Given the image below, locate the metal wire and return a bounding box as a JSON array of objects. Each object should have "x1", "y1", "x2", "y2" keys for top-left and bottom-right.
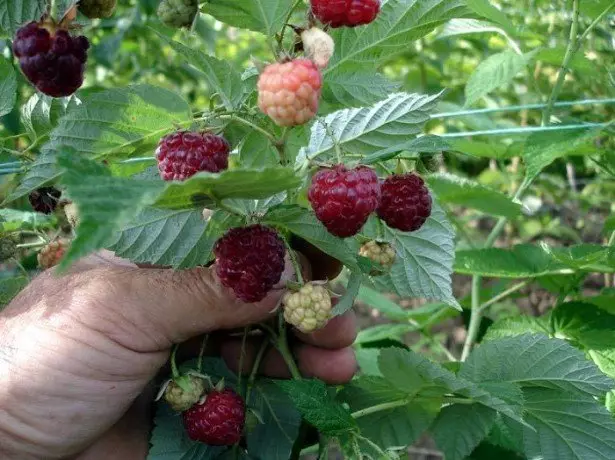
[
  {"x1": 432, "y1": 98, "x2": 615, "y2": 119},
  {"x1": 439, "y1": 122, "x2": 610, "y2": 138}
]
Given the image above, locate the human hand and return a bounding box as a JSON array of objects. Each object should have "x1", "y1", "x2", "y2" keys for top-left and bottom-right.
[{"x1": 0, "y1": 251, "x2": 357, "y2": 459}]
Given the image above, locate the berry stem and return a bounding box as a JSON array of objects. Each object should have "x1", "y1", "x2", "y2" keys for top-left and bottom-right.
[
  {"x1": 275, "y1": 128, "x2": 289, "y2": 165},
  {"x1": 281, "y1": 234, "x2": 304, "y2": 284},
  {"x1": 170, "y1": 344, "x2": 180, "y2": 379},
  {"x1": 276, "y1": 313, "x2": 302, "y2": 380},
  {"x1": 196, "y1": 334, "x2": 208, "y2": 373},
  {"x1": 246, "y1": 338, "x2": 269, "y2": 404},
  {"x1": 237, "y1": 326, "x2": 250, "y2": 390}
]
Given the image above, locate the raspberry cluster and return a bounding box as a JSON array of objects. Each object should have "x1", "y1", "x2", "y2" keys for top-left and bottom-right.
[
  {"x1": 182, "y1": 388, "x2": 245, "y2": 446},
  {"x1": 13, "y1": 22, "x2": 89, "y2": 97},
  {"x1": 258, "y1": 59, "x2": 322, "y2": 126},
  {"x1": 156, "y1": 131, "x2": 230, "y2": 181},
  {"x1": 214, "y1": 225, "x2": 286, "y2": 303},
  {"x1": 308, "y1": 165, "x2": 381, "y2": 238},
  {"x1": 311, "y1": 0, "x2": 381, "y2": 28}
]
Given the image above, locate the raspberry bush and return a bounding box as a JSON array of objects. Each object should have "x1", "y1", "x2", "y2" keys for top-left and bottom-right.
[{"x1": 2, "y1": 0, "x2": 615, "y2": 459}]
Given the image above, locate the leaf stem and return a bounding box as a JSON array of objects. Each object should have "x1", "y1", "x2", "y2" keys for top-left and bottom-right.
[
  {"x1": 350, "y1": 399, "x2": 410, "y2": 419},
  {"x1": 282, "y1": 235, "x2": 304, "y2": 284},
  {"x1": 245, "y1": 338, "x2": 269, "y2": 405},
  {"x1": 217, "y1": 114, "x2": 277, "y2": 144},
  {"x1": 477, "y1": 280, "x2": 530, "y2": 313},
  {"x1": 461, "y1": 275, "x2": 482, "y2": 361},
  {"x1": 541, "y1": 0, "x2": 580, "y2": 126}
]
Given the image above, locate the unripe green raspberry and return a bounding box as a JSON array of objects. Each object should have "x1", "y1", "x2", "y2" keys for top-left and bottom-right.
[
  {"x1": 164, "y1": 374, "x2": 206, "y2": 412},
  {"x1": 0, "y1": 238, "x2": 16, "y2": 262},
  {"x1": 157, "y1": 0, "x2": 198, "y2": 28},
  {"x1": 359, "y1": 241, "x2": 396, "y2": 274},
  {"x1": 79, "y1": 0, "x2": 117, "y2": 18},
  {"x1": 283, "y1": 283, "x2": 332, "y2": 333}
]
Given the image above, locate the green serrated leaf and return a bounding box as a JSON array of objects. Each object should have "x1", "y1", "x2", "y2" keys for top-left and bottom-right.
[
  {"x1": 332, "y1": 271, "x2": 363, "y2": 316},
  {"x1": 48, "y1": 84, "x2": 192, "y2": 159},
  {"x1": 5, "y1": 151, "x2": 61, "y2": 204},
  {"x1": 483, "y1": 316, "x2": 550, "y2": 341},
  {"x1": 239, "y1": 131, "x2": 278, "y2": 168},
  {"x1": 523, "y1": 388, "x2": 615, "y2": 460},
  {"x1": 246, "y1": 380, "x2": 301, "y2": 460},
  {"x1": 437, "y1": 18, "x2": 509, "y2": 40},
  {"x1": 371, "y1": 203, "x2": 460, "y2": 309},
  {"x1": 522, "y1": 125, "x2": 608, "y2": 183},
  {"x1": 378, "y1": 348, "x2": 526, "y2": 425},
  {"x1": 322, "y1": 66, "x2": 401, "y2": 108},
  {"x1": 580, "y1": 0, "x2": 615, "y2": 19},
  {"x1": 107, "y1": 209, "x2": 240, "y2": 269},
  {"x1": 340, "y1": 376, "x2": 441, "y2": 451},
  {"x1": 20, "y1": 93, "x2": 78, "y2": 141},
  {"x1": 427, "y1": 173, "x2": 522, "y2": 218},
  {"x1": 201, "y1": 0, "x2": 295, "y2": 36},
  {"x1": 455, "y1": 244, "x2": 615, "y2": 278},
  {"x1": 0, "y1": 57, "x2": 16, "y2": 117},
  {"x1": 325, "y1": 0, "x2": 469, "y2": 74},
  {"x1": 551, "y1": 302, "x2": 615, "y2": 380},
  {"x1": 276, "y1": 379, "x2": 357, "y2": 435},
  {"x1": 465, "y1": 50, "x2": 530, "y2": 107},
  {"x1": 154, "y1": 167, "x2": 300, "y2": 210},
  {"x1": 0, "y1": 0, "x2": 46, "y2": 37},
  {"x1": 432, "y1": 404, "x2": 497, "y2": 460},
  {"x1": 297, "y1": 92, "x2": 442, "y2": 165},
  {"x1": 466, "y1": 0, "x2": 515, "y2": 35},
  {"x1": 157, "y1": 34, "x2": 245, "y2": 110},
  {"x1": 263, "y1": 205, "x2": 360, "y2": 271},
  {"x1": 459, "y1": 334, "x2": 614, "y2": 397},
  {"x1": 58, "y1": 151, "x2": 163, "y2": 269}
]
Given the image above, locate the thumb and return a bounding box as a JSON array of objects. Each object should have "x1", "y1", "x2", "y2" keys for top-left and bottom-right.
[{"x1": 72, "y1": 252, "x2": 296, "y2": 352}]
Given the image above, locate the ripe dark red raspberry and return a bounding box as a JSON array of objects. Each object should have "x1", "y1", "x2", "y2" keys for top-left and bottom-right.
[
  {"x1": 214, "y1": 225, "x2": 286, "y2": 303},
  {"x1": 29, "y1": 187, "x2": 61, "y2": 214},
  {"x1": 377, "y1": 173, "x2": 432, "y2": 232},
  {"x1": 182, "y1": 389, "x2": 245, "y2": 446},
  {"x1": 156, "y1": 131, "x2": 230, "y2": 181},
  {"x1": 12, "y1": 22, "x2": 89, "y2": 97},
  {"x1": 308, "y1": 165, "x2": 380, "y2": 238},
  {"x1": 311, "y1": 0, "x2": 380, "y2": 28}
]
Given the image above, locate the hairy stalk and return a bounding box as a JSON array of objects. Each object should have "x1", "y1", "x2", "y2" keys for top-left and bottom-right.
[
  {"x1": 477, "y1": 280, "x2": 530, "y2": 313},
  {"x1": 276, "y1": 314, "x2": 302, "y2": 379},
  {"x1": 245, "y1": 338, "x2": 269, "y2": 404},
  {"x1": 351, "y1": 399, "x2": 410, "y2": 419},
  {"x1": 237, "y1": 327, "x2": 250, "y2": 390},
  {"x1": 217, "y1": 115, "x2": 277, "y2": 144}
]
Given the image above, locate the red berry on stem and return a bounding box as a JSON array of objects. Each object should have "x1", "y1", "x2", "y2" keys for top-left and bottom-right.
[
  {"x1": 214, "y1": 225, "x2": 286, "y2": 303},
  {"x1": 13, "y1": 22, "x2": 89, "y2": 97},
  {"x1": 377, "y1": 173, "x2": 432, "y2": 232},
  {"x1": 182, "y1": 389, "x2": 245, "y2": 446},
  {"x1": 311, "y1": 0, "x2": 380, "y2": 28},
  {"x1": 257, "y1": 59, "x2": 322, "y2": 127},
  {"x1": 308, "y1": 165, "x2": 381, "y2": 238},
  {"x1": 156, "y1": 131, "x2": 230, "y2": 181}
]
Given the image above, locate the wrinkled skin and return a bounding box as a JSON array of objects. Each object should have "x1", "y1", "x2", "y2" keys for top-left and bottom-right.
[{"x1": 0, "y1": 251, "x2": 358, "y2": 459}]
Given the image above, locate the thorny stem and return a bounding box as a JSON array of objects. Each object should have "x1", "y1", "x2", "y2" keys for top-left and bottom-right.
[{"x1": 541, "y1": 0, "x2": 580, "y2": 126}]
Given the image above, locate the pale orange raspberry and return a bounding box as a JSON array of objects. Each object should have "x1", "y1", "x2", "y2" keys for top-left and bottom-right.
[
  {"x1": 257, "y1": 59, "x2": 322, "y2": 127},
  {"x1": 38, "y1": 239, "x2": 69, "y2": 269}
]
